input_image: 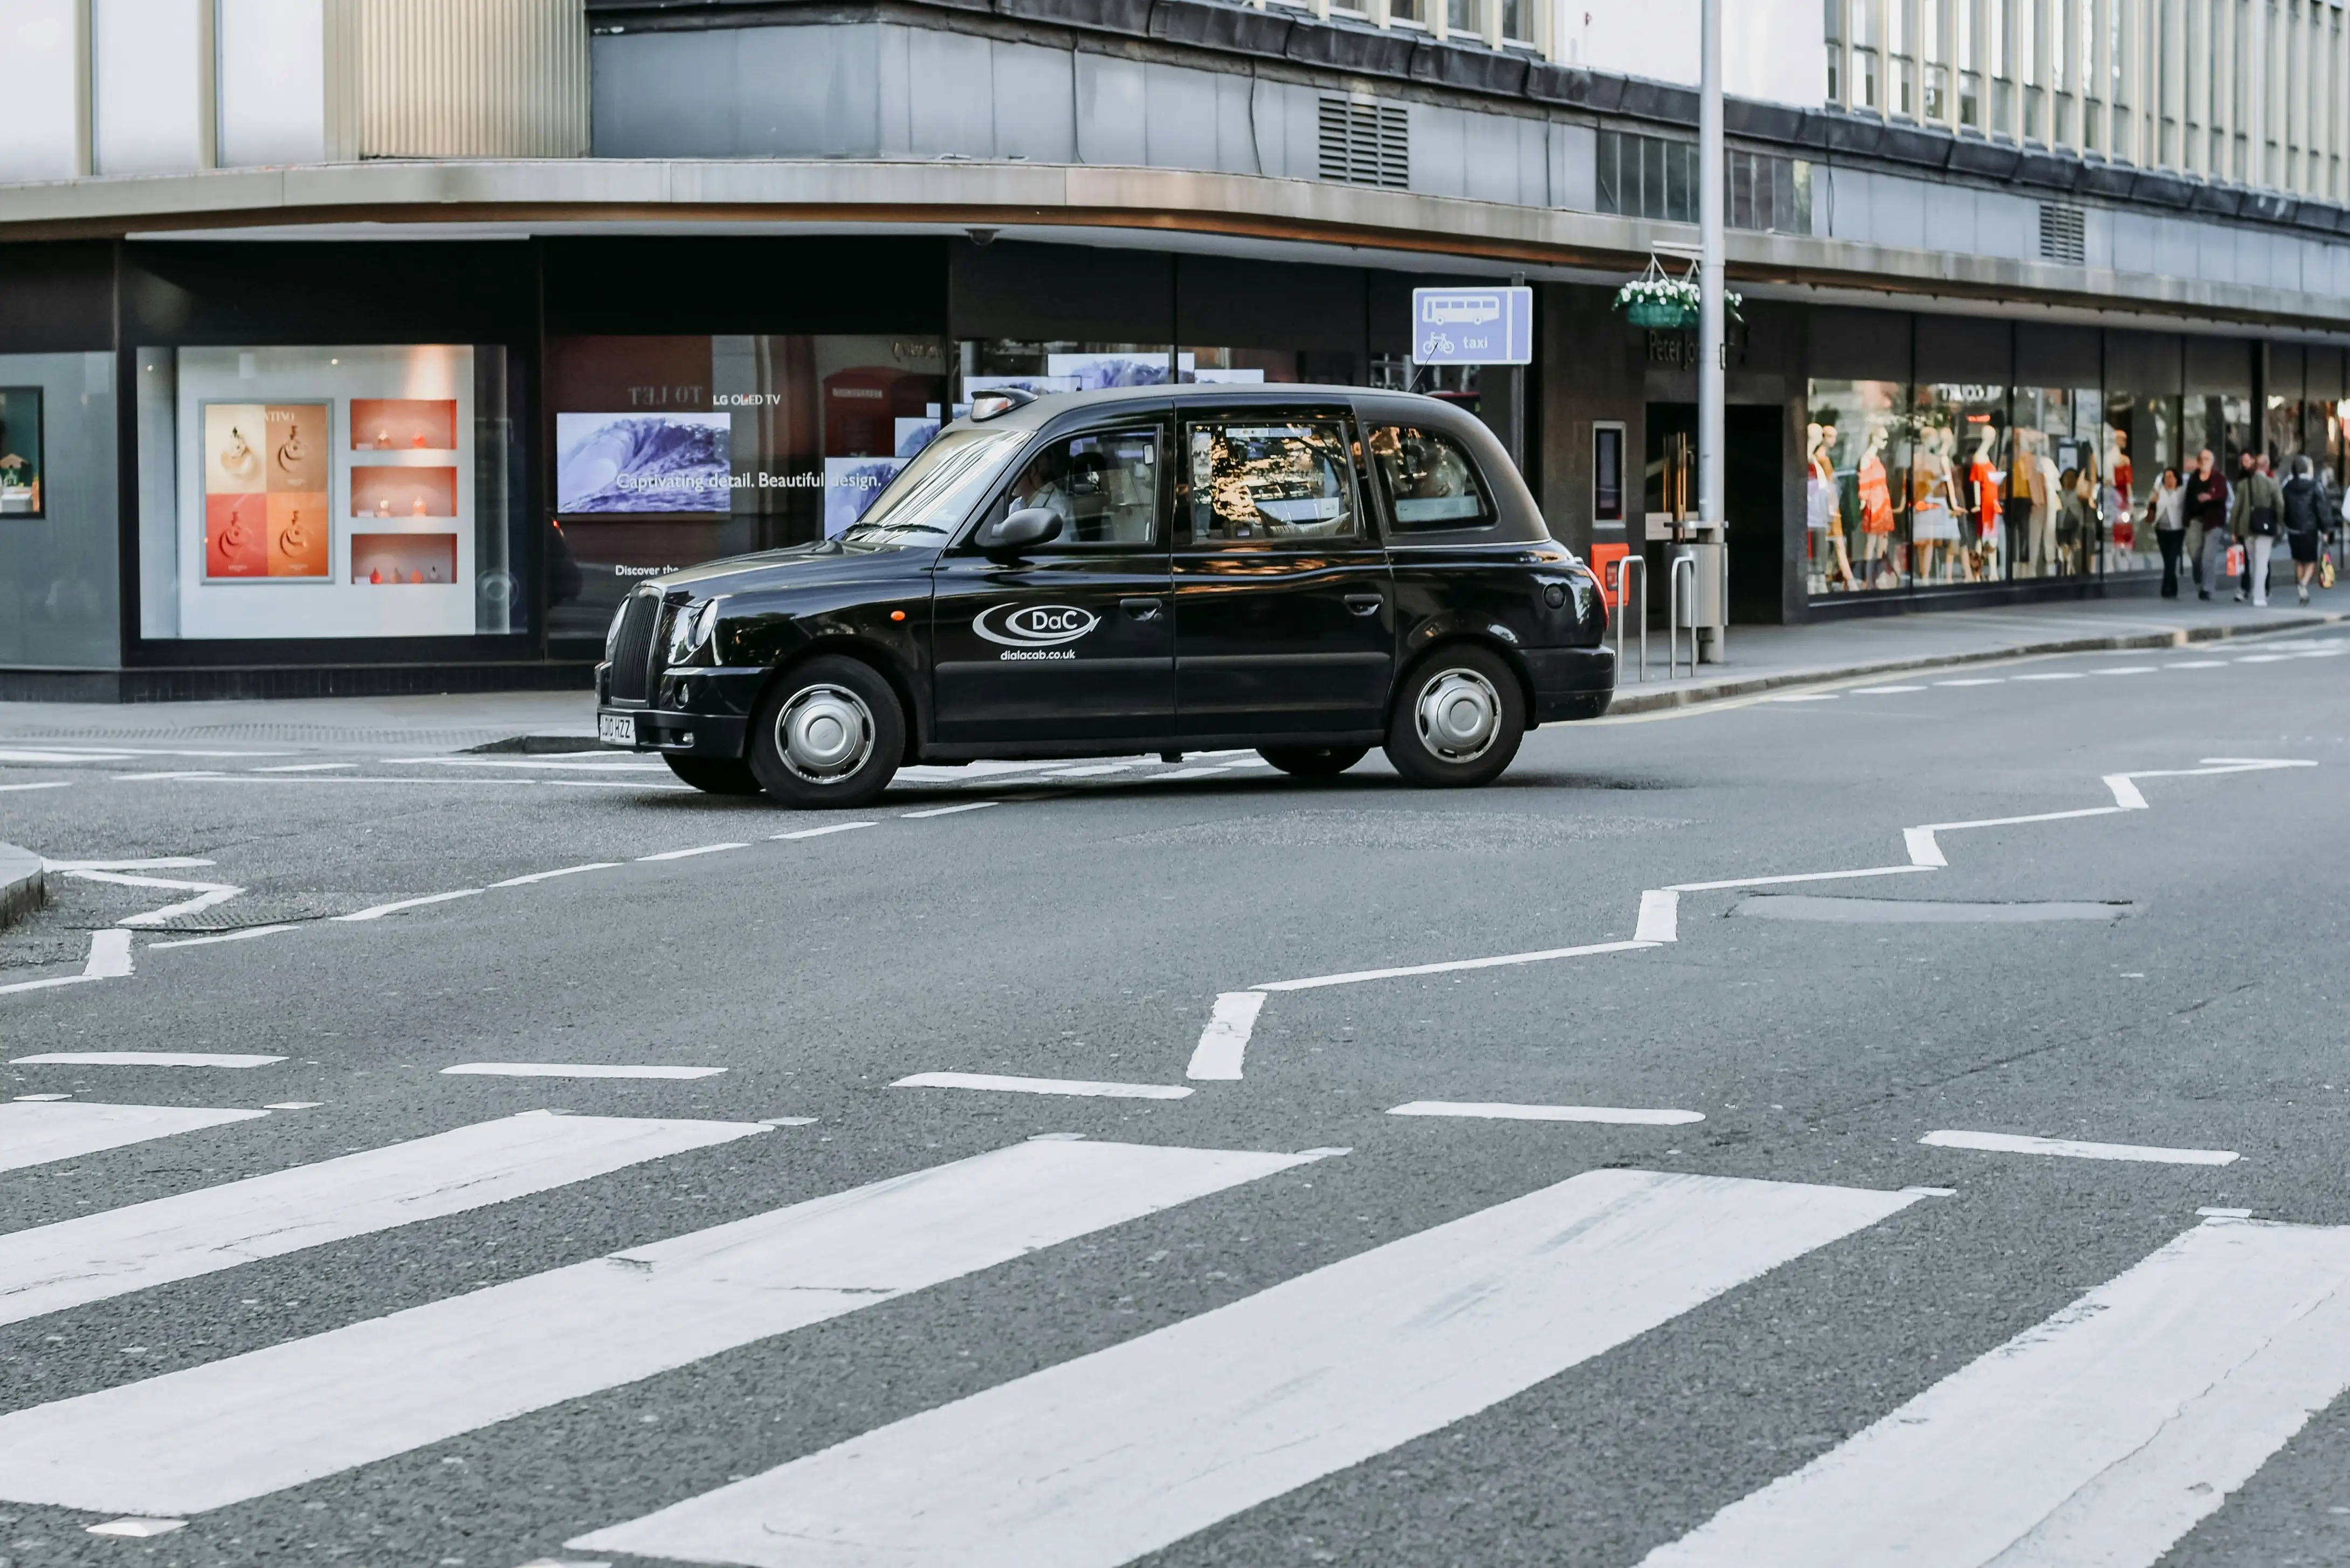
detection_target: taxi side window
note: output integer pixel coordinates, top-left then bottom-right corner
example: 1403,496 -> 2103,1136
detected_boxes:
1368,425 -> 1495,533
981,429 -> 1161,548
1181,418 -> 1361,547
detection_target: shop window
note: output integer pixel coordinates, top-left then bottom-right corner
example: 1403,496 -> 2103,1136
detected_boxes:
2104,391 -> 2173,578
1367,425 -> 1494,533
136,344 -> 522,643
2010,388 -> 2105,580
1596,130 -> 1698,224
1726,149 -> 1815,234
1,354 -> 117,671
1804,379 -> 1908,594
0,388 -> 43,517
1181,418 -> 1360,546
1911,383 -> 2009,584
543,333 -> 947,641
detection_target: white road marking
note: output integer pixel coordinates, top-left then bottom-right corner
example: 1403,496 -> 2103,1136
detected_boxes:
0,1139 -> 1315,1516
440,1062 -> 726,1080
635,842 -> 749,861
2166,659 -> 2228,667
489,863 -> 621,888
1253,939 -> 1657,992
2012,672 -> 2086,680
1766,693 -> 1841,702
574,1169 -> 1918,1568
58,868 -> 245,928
1639,1218 -> 2350,1568
1635,888 -> 1679,942
85,929 -> 134,979
9,1051 -> 282,1069
1920,1129 -> 2239,1165
0,1102 -> 267,1176
2235,653 -> 2291,662
894,1072 -> 1193,1100
900,801 -> 998,818
144,925 -> 299,951
0,781 -> 71,793
0,1110 -> 764,1329
1933,678 -> 2005,686
381,756 -> 670,772
248,763 -> 354,773
1150,766 -> 1234,779
85,1519 -> 184,1538
0,748 -> 136,764
1388,1100 -> 1706,1125
1666,865 -> 1935,893
1041,764 -> 1135,778
2093,666 -> 2159,674
770,821 -> 876,840
11,1093 -> 72,1101
41,858 -> 212,872
550,778 -> 694,791
1848,685 -> 1926,694
1185,992 -> 1267,1081
261,1102 -> 323,1110
332,889 -> 482,921
110,771 -> 229,781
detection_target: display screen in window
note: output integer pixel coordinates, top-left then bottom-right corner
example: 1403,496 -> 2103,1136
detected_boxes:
0,388 -> 42,517
1368,425 -> 1493,530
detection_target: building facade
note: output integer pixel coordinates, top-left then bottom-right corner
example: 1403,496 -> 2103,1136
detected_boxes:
0,0 -> 2344,696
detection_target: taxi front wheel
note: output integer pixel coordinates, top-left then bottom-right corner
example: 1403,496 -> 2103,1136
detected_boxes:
748,655 -> 904,808
1383,645 -> 1525,788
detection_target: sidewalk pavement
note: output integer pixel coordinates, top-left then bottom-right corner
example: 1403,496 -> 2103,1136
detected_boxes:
0,596 -> 2337,752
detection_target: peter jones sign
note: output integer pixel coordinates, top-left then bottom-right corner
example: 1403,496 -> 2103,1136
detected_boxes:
1411,286 -> 1533,367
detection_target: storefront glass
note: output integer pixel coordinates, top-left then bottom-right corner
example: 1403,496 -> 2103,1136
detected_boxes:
545,334 -> 950,640
2103,391 -> 2173,576
1911,383 -> 2006,584
1804,379 -> 1906,592
0,353 -> 117,669
136,344 -> 520,642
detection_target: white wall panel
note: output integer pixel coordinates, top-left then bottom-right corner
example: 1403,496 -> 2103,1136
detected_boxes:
92,0 -> 206,176
993,41 -> 1076,164
1558,0 -> 1823,106
217,0 -> 327,167
0,0 -> 86,181
1143,61 -> 1222,172
907,29 -> 994,157
1409,103 -> 1468,198
1978,191 -> 2037,259
1075,53 -> 1146,164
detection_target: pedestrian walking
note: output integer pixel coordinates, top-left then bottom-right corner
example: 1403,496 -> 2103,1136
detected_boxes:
2151,466 -> 2187,598
2283,454 -> 2325,605
2188,449 -> 2230,599
2231,453 -> 2283,605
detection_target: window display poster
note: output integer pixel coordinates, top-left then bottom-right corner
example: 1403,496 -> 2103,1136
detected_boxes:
0,387 -> 41,516
824,457 -> 907,536
203,402 -> 329,579
353,466 -> 457,519
352,532 -> 458,585
351,398 -> 457,451
555,412 -> 732,514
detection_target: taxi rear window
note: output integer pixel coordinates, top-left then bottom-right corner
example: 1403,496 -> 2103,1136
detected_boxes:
1182,419 -> 1360,545
1368,426 -> 1496,533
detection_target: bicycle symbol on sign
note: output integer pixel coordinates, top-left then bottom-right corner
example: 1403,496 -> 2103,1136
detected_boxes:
1419,331 -> 1456,360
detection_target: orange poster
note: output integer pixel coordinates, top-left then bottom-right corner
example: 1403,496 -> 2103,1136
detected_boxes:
267,493 -> 330,577
206,493 -> 267,577
265,404 -> 328,493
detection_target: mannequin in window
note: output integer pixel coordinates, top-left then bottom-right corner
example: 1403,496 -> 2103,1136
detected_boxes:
1857,427 -> 1896,586
2106,427 -> 2134,569
1807,422 -> 1859,591
1910,424 -> 1966,582
1968,423 -> 2003,579
2032,439 -> 2062,576
2003,429 -> 2037,576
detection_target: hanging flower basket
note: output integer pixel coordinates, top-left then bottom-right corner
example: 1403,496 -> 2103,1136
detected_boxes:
1612,257 -> 1741,331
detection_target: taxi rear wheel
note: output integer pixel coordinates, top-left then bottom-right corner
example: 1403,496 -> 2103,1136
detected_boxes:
1258,745 -> 1368,777
1383,644 -> 1525,789
663,754 -> 761,795
748,655 -> 904,808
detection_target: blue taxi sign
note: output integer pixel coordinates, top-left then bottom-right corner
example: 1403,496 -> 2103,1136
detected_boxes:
1410,286 -> 1534,367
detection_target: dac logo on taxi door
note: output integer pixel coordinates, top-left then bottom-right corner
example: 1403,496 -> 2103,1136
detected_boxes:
974,602 -> 1100,659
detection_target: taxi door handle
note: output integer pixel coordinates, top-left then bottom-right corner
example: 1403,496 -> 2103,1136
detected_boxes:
1120,596 -> 1163,621
1344,592 -> 1384,616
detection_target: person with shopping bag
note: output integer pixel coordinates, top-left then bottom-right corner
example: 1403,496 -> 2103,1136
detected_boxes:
2230,453 -> 2283,605
2283,455 -> 2325,605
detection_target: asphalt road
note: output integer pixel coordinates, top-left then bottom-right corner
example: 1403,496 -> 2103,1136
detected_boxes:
1,632 -> 2346,1568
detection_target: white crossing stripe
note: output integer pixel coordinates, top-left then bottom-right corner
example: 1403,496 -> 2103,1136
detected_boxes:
0,1137 -> 1313,1516
10,1051 -> 280,1068
333,889 -> 481,921
1388,1100 -> 1705,1126
900,801 -> 998,818
574,1169 -> 1919,1568
1639,1218 -> 2350,1568
1920,1129 -> 2240,1165
1184,991 -> 1266,1080
0,1102 -> 266,1176
893,1072 -> 1192,1100
0,1110 -> 763,1329
440,1062 -> 725,1080
636,842 -> 749,861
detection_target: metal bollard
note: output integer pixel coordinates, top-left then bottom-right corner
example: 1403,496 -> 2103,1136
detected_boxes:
1666,551 -> 1698,679
1610,553 -> 1648,682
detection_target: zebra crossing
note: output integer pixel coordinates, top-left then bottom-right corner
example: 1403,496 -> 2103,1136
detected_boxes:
0,1106 -> 2345,1566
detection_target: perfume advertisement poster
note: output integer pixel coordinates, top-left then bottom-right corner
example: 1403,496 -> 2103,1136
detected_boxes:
823,456 -> 906,537
265,404 -> 329,492
351,398 -> 457,452
266,494 -> 330,577
352,533 -> 458,585
555,412 -> 732,514
0,387 -> 42,517
206,493 -> 268,577
204,404 -> 269,495
352,466 -> 458,520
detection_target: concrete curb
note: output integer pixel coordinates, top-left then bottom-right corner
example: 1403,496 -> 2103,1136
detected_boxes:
463,734 -> 607,755
1603,610 -> 2348,717
0,842 -> 45,931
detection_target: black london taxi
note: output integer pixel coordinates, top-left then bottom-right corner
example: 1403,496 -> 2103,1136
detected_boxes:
595,384 -> 1615,806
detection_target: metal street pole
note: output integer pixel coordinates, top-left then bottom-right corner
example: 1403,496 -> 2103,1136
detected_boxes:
1696,0 -> 1726,660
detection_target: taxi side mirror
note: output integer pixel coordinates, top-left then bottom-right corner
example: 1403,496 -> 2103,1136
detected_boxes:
976,507 -> 1063,556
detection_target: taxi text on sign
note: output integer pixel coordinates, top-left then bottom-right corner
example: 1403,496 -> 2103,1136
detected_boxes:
1410,287 -> 1534,367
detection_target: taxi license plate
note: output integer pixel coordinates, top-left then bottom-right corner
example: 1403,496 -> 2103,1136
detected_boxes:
598,713 -> 639,748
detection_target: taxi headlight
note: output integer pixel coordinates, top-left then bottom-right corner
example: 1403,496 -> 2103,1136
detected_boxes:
665,598 -> 721,666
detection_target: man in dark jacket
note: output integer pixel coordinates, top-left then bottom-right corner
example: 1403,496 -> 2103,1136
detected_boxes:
2282,454 -> 2326,605
2187,449 -> 2230,599
2231,453 -> 2284,605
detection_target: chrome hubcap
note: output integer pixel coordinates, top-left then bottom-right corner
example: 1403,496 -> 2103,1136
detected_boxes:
776,683 -> 874,782
1416,668 -> 1500,762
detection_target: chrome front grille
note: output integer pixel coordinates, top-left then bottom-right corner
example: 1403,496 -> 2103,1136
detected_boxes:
607,593 -> 660,703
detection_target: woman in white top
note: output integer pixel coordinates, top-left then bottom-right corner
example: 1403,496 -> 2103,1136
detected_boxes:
2151,466 -> 2187,599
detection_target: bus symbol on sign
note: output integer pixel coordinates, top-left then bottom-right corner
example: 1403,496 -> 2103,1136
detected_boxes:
1411,286 -> 1533,367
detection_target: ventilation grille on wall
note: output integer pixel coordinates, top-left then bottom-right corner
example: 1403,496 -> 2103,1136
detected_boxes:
2038,203 -> 2086,266
1318,98 -> 1409,189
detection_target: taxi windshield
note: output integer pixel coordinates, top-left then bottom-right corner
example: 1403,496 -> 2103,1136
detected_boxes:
841,427 -> 1030,549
